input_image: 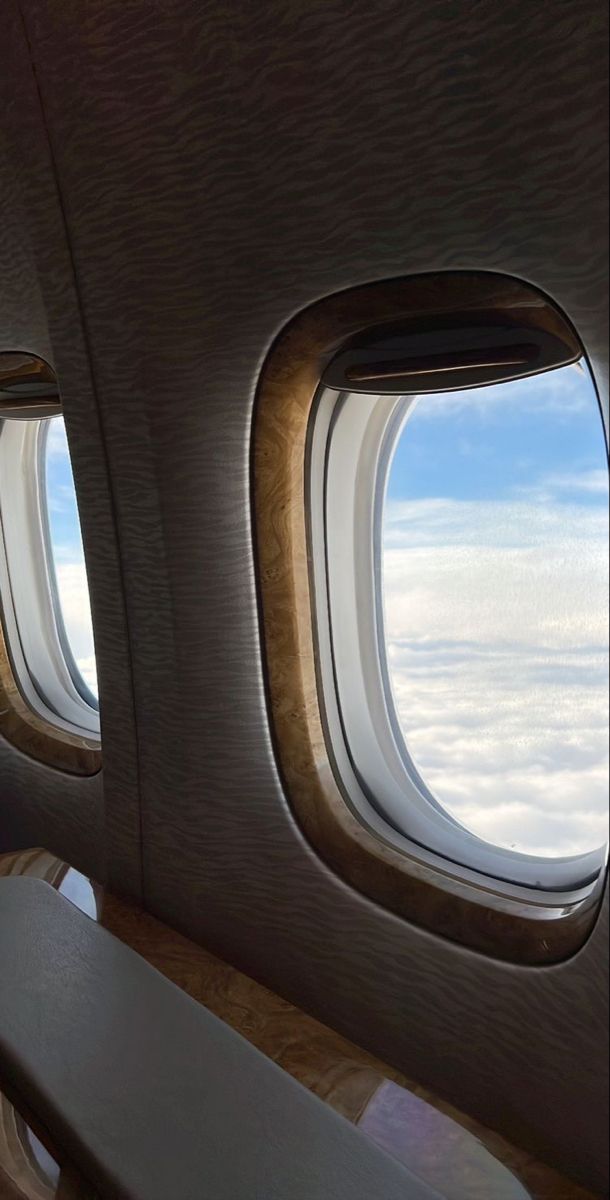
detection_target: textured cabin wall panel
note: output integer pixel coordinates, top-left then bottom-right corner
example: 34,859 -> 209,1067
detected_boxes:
0,133 -> 51,363
0,4 -> 141,892
4,0 -> 609,1190
0,75 -> 106,873
0,744 -> 104,877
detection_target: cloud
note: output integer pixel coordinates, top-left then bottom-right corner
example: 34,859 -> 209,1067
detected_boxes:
542,469 -> 609,494
55,562 -> 98,699
407,360 -> 592,422
45,417 -> 71,459
513,468 -> 609,504
73,653 -> 98,698
50,539 -> 86,565
382,495 -> 609,857
46,482 -> 85,520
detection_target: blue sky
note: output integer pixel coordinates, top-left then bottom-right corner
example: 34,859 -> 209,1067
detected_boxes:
382,361 -> 609,859
45,419 -> 86,563
387,362 -> 606,508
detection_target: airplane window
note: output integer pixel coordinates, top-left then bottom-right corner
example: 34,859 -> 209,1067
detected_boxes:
312,359 -> 608,890
43,416 -> 98,706
0,412 -> 100,744
382,362 -> 609,861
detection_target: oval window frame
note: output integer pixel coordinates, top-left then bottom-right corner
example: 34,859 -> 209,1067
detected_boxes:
0,352 -> 100,775
253,272 -> 608,963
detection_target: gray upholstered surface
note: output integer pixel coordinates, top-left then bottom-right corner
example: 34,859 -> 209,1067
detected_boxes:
0,877 -> 444,1200
0,1 -> 607,1192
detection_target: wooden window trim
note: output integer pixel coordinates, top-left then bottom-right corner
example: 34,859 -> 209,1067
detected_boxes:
253,272 -> 605,965
0,621 -> 100,775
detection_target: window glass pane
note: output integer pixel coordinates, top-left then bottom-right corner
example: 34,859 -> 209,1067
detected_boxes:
44,416 -> 98,703
382,361 -> 609,858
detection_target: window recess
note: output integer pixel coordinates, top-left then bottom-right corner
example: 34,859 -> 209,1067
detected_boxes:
255,274 -> 609,962
0,352 -> 100,773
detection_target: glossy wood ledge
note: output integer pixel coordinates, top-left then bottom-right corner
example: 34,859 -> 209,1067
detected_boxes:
253,271 -> 603,965
0,849 -> 601,1200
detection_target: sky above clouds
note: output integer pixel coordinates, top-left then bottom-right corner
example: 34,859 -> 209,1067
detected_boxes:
383,363 -> 609,858
44,418 -> 98,700
42,365 -> 609,863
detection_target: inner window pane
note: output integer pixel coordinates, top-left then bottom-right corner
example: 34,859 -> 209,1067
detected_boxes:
44,416 -> 98,703
382,361 -> 609,858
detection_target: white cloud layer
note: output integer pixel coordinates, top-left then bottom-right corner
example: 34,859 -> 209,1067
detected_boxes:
383,494 -> 609,857
55,562 -> 98,698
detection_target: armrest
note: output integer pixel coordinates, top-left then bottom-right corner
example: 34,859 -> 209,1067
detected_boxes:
0,877 -> 443,1200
